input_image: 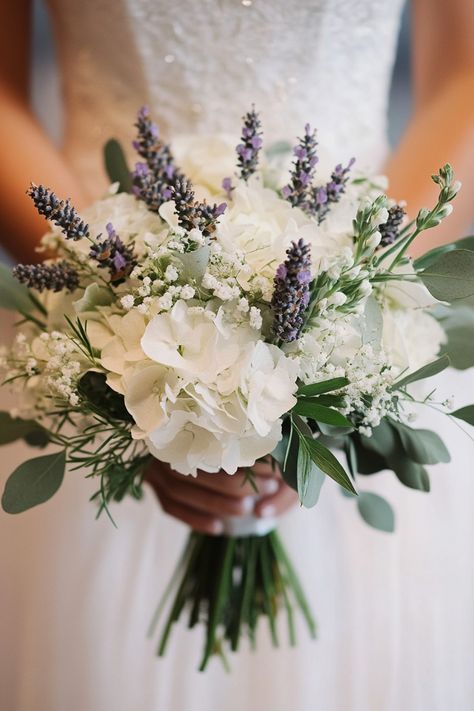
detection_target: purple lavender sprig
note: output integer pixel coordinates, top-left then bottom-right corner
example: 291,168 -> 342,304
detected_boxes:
378,204 -> 405,247
132,107 -> 185,212
309,158 -> 355,223
133,106 -> 175,177
13,261 -> 80,293
132,162 -> 173,211
236,107 -> 263,181
271,238 -> 312,342
281,124 -> 318,208
27,184 -> 89,241
171,178 -> 226,238
89,223 -> 136,283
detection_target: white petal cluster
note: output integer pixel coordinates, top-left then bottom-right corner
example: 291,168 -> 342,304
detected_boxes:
97,300 -> 298,475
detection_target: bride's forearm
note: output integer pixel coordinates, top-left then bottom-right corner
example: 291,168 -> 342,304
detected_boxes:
0,86 -> 87,263
384,74 -> 474,258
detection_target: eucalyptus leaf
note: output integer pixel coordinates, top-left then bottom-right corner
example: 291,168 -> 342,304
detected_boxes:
357,492 -> 395,532
178,246 -> 210,282
0,412 -> 47,447
450,405 -> 474,426
391,354 -> 450,390
265,140 -> 292,160
391,457 -> 430,492
419,249 -> 474,301
391,422 -> 450,465
361,295 -> 383,351
414,235 -> 474,271
437,303 -> 474,370
361,418 -> 398,459
293,400 -> 352,428
352,434 -> 389,474
103,138 -> 132,193
2,450 -> 66,513
0,262 -> 33,313
73,283 -> 114,314
297,377 -> 349,397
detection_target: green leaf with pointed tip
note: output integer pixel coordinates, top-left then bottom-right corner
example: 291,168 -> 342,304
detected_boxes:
293,400 -> 353,428
104,138 -> 132,193
296,440 -> 325,508
297,377 -> 349,397
391,354 -> 450,390
2,450 -> 66,513
451,405 -> 474,426
391,422 -> 451,465
357,492 -> 395,532
0,263 -> 33,312
299,434 -> 357,495
419,249 -> 474,301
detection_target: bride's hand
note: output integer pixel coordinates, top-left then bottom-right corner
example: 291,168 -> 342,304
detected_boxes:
145,459 -> 298,535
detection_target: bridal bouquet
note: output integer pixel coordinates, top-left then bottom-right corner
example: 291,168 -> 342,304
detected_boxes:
1,107 -> 474,670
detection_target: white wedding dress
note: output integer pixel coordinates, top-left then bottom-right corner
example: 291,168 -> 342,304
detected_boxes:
1,1 -> 474,709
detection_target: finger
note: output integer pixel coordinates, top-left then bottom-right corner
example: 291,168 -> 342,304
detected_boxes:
251,460 -> 282,478
166,468 -> 279,498
154,472 -> 256,517
254,481 -> 299,518
157,490 -> 224,536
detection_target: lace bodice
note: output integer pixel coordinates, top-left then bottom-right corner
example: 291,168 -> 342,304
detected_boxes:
46,0 -> 405,194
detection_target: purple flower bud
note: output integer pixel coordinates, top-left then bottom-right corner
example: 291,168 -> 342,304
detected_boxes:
236,107 -> 263,181
27,184 -> 89,241
282,125 -> 318,208
13,261 -> 80,293
271,238 -> 312,342
308,157 -> 355,223
89,223 -> 136,283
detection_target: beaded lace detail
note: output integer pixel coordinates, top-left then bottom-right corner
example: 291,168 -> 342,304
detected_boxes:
46,0 -> 404,193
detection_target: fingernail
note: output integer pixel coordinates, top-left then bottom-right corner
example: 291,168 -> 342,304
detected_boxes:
240,496 -> 255,514
258,503 -> 276,518
211,520 -> 224,535
261,479 -> 279,495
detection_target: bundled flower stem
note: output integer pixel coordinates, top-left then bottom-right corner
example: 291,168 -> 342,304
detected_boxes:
152,530 -> 316,672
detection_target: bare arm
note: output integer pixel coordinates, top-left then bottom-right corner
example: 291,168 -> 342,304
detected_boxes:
0,0 -> 87,263
385,0 -> 474,257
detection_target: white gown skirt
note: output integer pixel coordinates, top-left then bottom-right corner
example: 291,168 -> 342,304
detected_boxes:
1,319 -> 473,710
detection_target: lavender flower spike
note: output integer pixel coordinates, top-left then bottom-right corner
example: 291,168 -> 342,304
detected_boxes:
310,157 -> 355,223
282,124 -> 318,208
379,204 -> 406,247
27,184 -> 89,241
13,261 -> 79,293
132,162 -> 173,212
133,106 -> 175,178
236,107 -> 263,181
172,178 -> 226,238
89,223 -> 136,283
271,238 -> 312,342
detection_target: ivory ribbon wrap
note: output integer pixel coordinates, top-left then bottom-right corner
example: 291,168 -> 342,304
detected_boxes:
222,513 -> 277,537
